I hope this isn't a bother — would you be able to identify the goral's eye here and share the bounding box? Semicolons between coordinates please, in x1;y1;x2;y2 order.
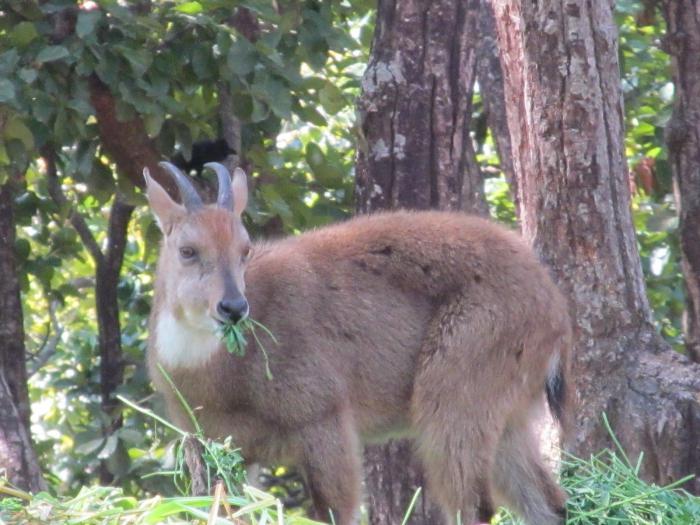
179;246;197;260
241;245;251;262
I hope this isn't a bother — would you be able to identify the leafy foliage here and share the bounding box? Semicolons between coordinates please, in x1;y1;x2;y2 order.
616;1;685;350
1;0;371;495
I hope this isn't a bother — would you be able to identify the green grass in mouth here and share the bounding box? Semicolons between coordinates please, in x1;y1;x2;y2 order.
218;318;278;380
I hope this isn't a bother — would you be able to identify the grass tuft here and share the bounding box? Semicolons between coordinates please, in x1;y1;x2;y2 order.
491;416;699;524
3;402;698;525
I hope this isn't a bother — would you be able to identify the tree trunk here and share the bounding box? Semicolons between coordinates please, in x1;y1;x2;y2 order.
658;1;700;364
476;0;516;204
492;0;700;492
356;1;484;523
88;77;176;195
96;198;134;483
0;181;45;493
356;0;486;217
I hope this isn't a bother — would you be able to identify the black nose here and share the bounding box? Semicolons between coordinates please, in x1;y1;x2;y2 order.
217;297;249;323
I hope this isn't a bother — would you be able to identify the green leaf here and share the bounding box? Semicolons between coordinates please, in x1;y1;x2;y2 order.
261;77;292;118
260;185;293;222
32;94;54;123
117;427;143;445
293;100;326;126
53;108;68;139
76;141;97;177
319;81;346;114
191;45;216;80
144;112;164;137
306;142;326;172
75;437;105;456
18;68;38;84
76;11;102;39
175;1;203;14
119;47;152;76
10;22;39;47
306;143;345;188
32;262;54;288
98;434;119;459
250;97;269;123
633;121;655;136
227;39;257;77
4;118;34;150
231;93;253;119
0;79;16;103
36;46;70;64
0;49;19;75
14;238;30;261
0;143;9;166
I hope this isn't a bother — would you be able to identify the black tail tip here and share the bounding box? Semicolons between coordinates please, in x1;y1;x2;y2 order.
546;371;567;423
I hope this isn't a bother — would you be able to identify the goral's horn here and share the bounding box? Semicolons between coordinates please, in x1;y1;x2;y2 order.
159;161;203;211
205;162;233;211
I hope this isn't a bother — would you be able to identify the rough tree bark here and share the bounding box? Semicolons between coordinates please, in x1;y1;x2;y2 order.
356;0;486;216
0;181;45;493
476;0;516;204
356;1;485;523
492;0;700;492
658;1;700;364
89;77;175;194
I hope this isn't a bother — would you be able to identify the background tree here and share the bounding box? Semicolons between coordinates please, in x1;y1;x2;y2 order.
657;0;700;364
492;0;700;492
0;175;45;493
356;0;485;523
475;0;516;207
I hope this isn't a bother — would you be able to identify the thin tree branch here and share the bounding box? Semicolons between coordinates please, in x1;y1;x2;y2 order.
28;299;63;377
44;148;104;266
105;198;135;278
88;76;174;195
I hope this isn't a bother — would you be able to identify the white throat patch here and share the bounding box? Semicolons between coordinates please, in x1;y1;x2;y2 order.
155;312;221;369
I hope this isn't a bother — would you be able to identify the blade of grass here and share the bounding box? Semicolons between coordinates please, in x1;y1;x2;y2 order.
116;394;187;437
401;487;422;525
208;480;225;525
601;412;633;468
248;323;274;380
157;363;203;435
0;483;32;501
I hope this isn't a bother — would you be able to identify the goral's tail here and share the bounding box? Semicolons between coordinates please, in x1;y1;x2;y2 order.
545;354;567;423
545;329;572;432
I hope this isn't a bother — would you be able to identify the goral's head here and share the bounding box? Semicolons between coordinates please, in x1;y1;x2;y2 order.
145;162;250;332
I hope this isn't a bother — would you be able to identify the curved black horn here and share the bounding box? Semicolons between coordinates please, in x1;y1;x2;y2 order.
159;162;203;211
205;162;233;211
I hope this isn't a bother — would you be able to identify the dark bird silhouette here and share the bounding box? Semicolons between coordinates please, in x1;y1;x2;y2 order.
171;138;237;176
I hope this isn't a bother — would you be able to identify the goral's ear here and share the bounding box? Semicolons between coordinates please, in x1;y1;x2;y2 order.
232;167;248;217
143;167;185;235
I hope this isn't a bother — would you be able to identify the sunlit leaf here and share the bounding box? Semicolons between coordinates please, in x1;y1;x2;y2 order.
175;1;203;14
10;22;39;47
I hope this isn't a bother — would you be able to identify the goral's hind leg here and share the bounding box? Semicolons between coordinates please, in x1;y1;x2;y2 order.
299;409;362;525
492;412;567;525
410;298;519;525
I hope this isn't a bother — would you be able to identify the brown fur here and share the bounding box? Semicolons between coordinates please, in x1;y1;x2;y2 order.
145;172;572;525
